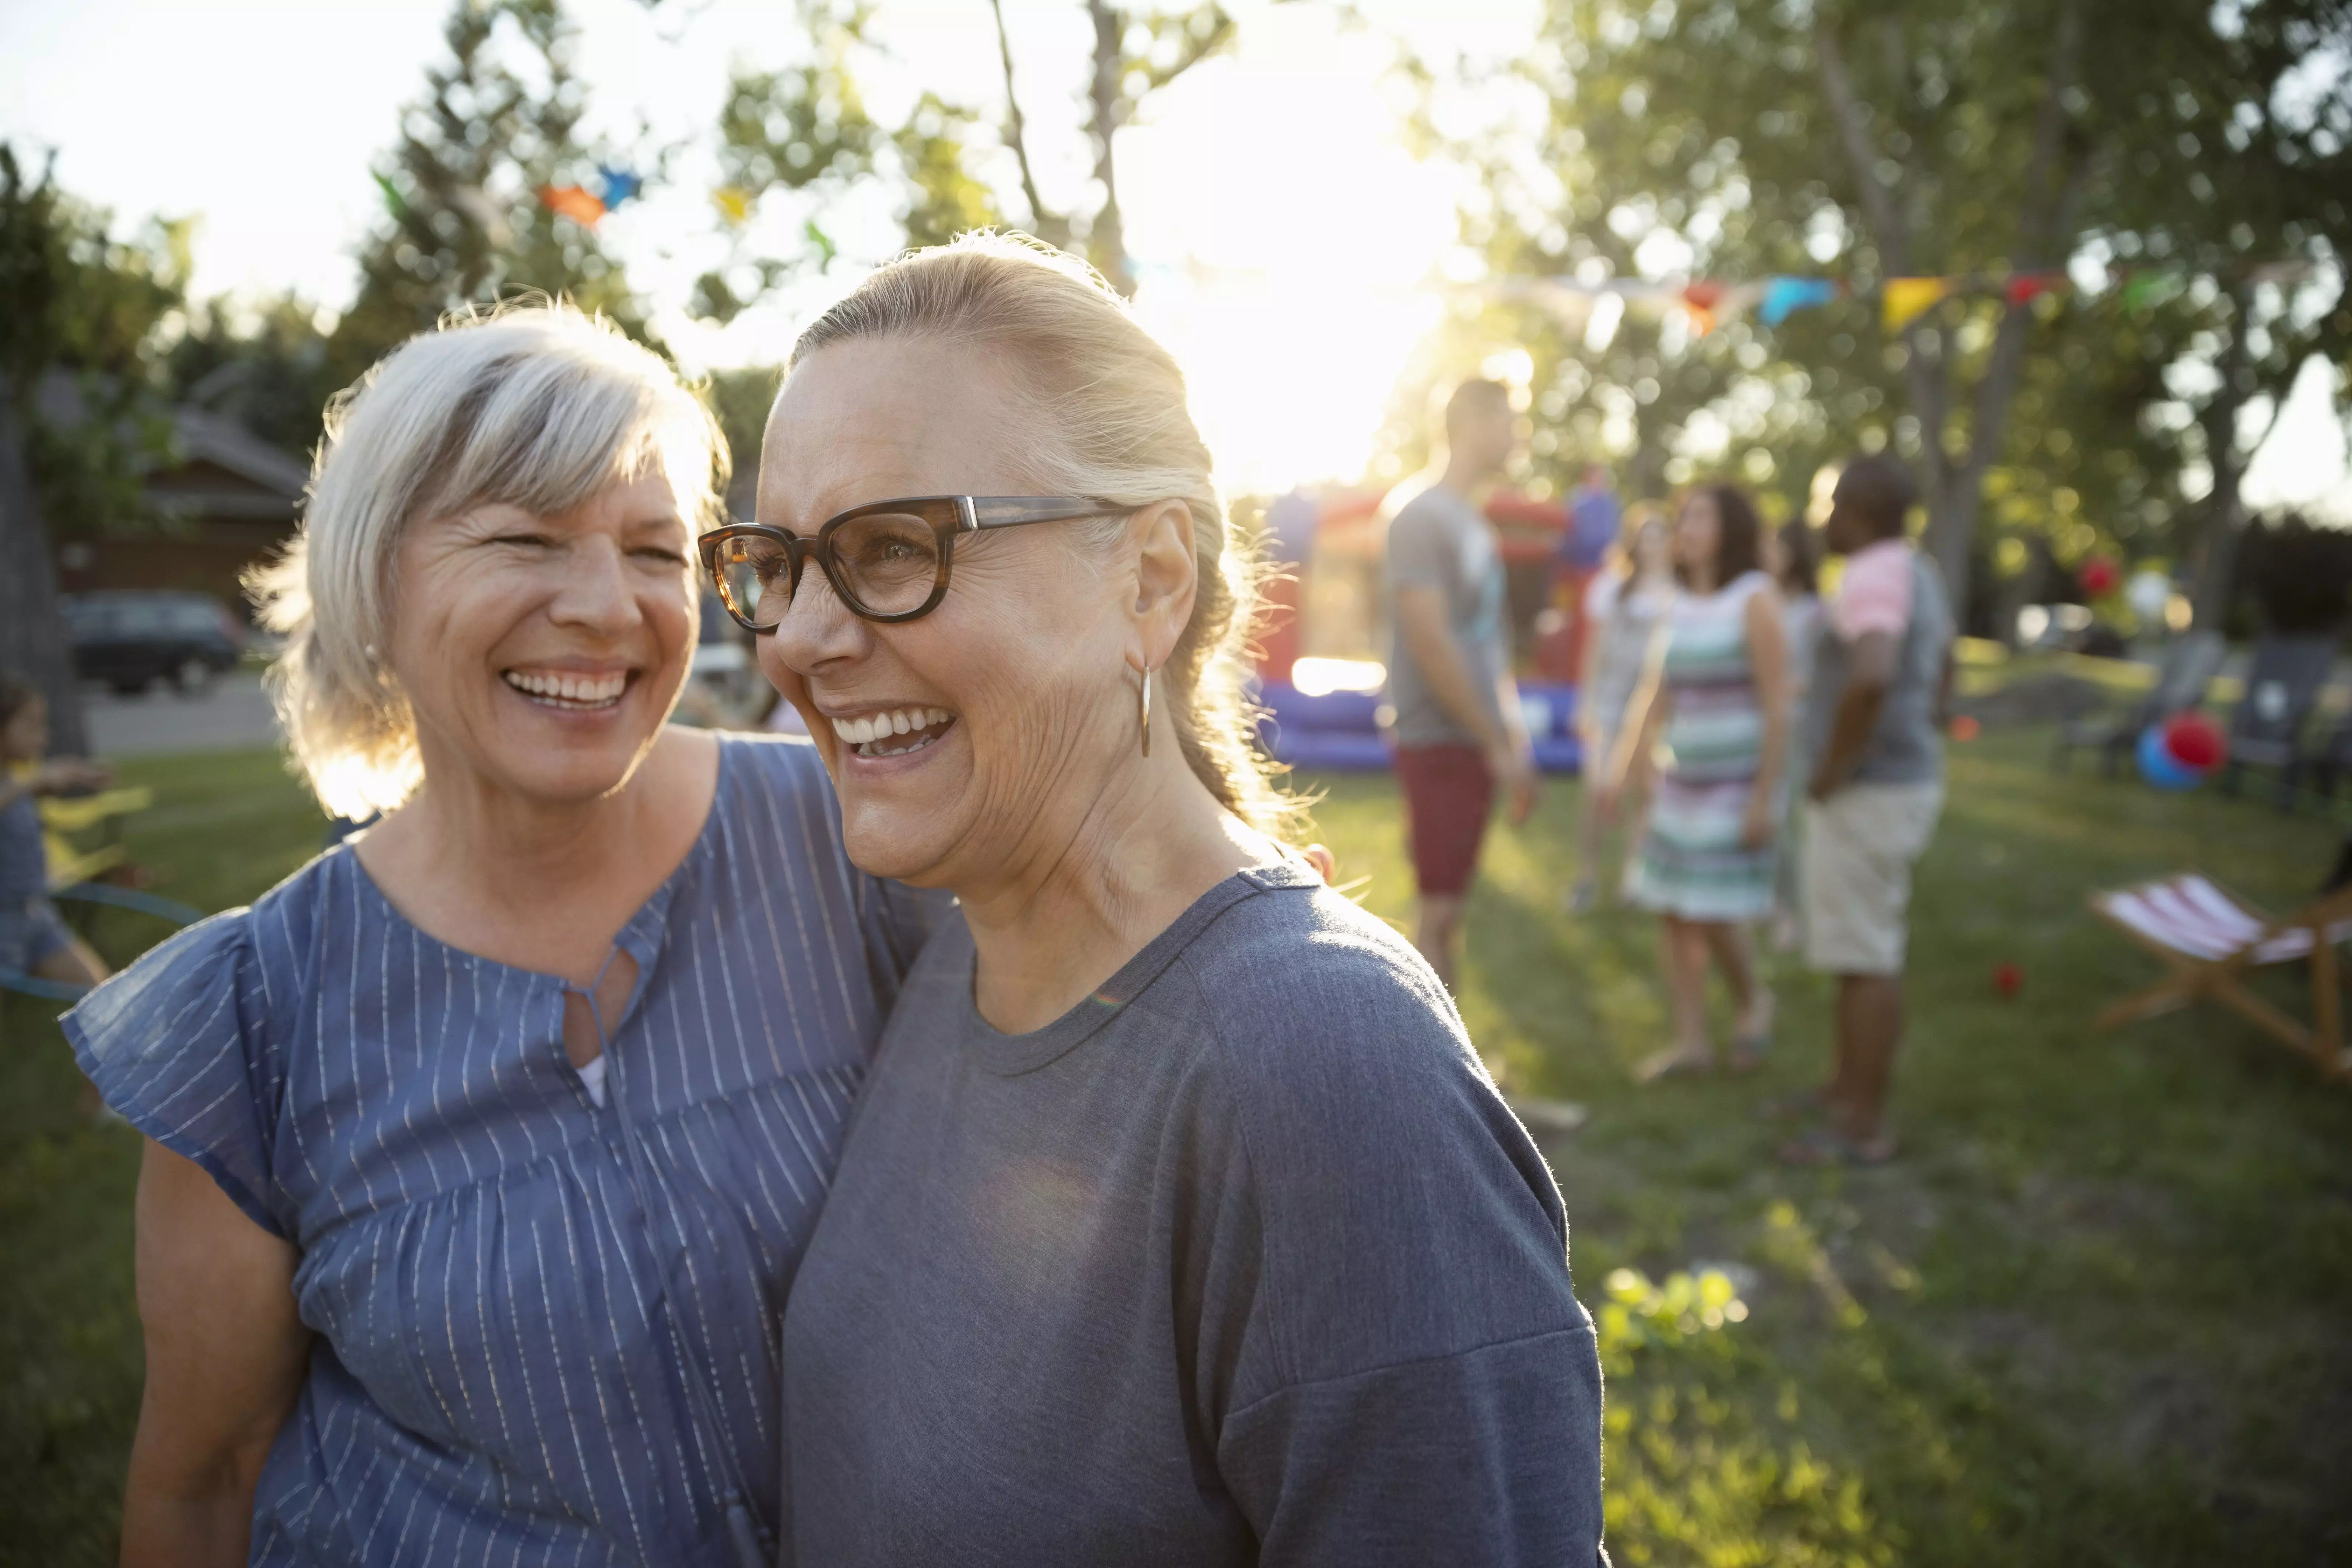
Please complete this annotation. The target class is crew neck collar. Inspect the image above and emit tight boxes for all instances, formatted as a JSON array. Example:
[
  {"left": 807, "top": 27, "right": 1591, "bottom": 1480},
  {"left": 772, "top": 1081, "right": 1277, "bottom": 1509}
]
[{"left": 958, "top": 858, "right": 1320, "bottom": 1078}]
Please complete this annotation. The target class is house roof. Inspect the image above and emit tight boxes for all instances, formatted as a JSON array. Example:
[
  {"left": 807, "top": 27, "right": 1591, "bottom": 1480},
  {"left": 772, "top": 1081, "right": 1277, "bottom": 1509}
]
[
  {"left": 35, "top": 370, "right": 309, "bottom": 502},
  {"left": 169, "top": 405, "right": 311, "bottom": 498}
]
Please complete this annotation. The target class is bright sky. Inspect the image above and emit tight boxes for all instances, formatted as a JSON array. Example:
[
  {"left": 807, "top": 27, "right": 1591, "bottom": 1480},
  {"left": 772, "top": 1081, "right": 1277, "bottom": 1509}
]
[{"left": 1, "top": 0, "right": 2344, "bottom": 509}]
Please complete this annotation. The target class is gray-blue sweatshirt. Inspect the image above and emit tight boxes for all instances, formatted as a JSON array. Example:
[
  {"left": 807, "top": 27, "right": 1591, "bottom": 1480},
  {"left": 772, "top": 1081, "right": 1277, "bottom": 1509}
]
[{"left": 780, "top": 859, "right": 1607, "bottom": 1566}]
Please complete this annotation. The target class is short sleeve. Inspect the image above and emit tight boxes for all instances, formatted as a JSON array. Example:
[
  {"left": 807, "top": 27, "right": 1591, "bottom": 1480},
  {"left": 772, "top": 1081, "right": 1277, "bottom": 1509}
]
[
  {"left": 1386, "top": 498, "right": 1454, "bottom": 593},
  {"left": 1183, "top": 888, "right": 1606, "bottom": 1562},
  {"left": 63, "top": 912, "right": 287, "bottom": 1238},
  {"left": 1831, "top": 543, "right": 1915, "bottom": 641},
  {"left": 1220, "top": 1331, "right": 1607, "bottom": 1567}
]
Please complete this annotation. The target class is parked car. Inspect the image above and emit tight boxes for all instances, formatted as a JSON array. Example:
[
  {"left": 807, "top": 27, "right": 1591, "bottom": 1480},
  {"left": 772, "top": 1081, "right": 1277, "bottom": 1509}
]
[{"left": 63, "top": 591, "right": 246, "bottom": 695}]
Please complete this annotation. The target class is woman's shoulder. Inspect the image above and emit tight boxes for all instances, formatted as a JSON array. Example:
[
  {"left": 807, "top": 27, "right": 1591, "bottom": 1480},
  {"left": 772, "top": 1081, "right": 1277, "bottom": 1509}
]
[
  {"left": 715, "top": 731, "right": 843, "bottom": 822},
  {"left": 1173, "top": 871, "right": 1479, "bottom": 1095}
]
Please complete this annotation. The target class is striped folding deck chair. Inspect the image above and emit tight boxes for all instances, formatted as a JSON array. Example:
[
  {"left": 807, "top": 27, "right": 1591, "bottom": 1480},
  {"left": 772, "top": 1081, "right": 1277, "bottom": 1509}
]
[{"left": 2090, "top": 874, "right": 2352, "bottom": 1080}]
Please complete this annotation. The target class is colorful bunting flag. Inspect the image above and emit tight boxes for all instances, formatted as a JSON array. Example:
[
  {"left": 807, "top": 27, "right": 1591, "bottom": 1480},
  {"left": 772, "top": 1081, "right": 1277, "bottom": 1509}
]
[
  {"left": 2003, "top": 271, "right": 2066, "bottom": 307},
  {"left": 1759, "top": 276, "right": 1838, "bottom": 325},
  {"left": 1882, "top": 277, "right": 1956, "bottom": 335},
  {"left": 597, "top": 166, "right": 642, "bottom": 209},
  {"left": 539, "top": 185, "right": 607, "bottom": 227},
  {"left": 1679, "top": 280, "right": 1724, "bottom": 336},
  {"left": 1474, "top": 256, "right": 2302, "bottom": 339},
  {"left": 803, "top": 218, "right": 837, "bottom": 266},
  {"left": 713, "top": 185, "right": 752, "bottom": 225},
  {"left": 2117, "top": 270, "right": 2180, "bottom": 311},
  {"left": 373, "top": 172, "right": 408, "bottom": 221}
]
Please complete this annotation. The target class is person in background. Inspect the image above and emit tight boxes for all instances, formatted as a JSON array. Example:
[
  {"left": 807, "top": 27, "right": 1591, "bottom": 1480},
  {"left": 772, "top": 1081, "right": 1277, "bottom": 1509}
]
[
  {"left": 1, "top": 676, "right": 112, "bottom": 1117},
  {"left": 1386, "top": 379, "right": 1539, "bottom": 991},
  {"left": 1780, "top": 454, "right": 1954, "bottom": 1166},
  {"left": 1764, "top": 521, "right": 1825, "bottom": 949},
  {"left": 1564, "top": 462, "right": 1624, "bottom": 573},
  {"left": 0, "top": 676, "right": 111, "bottom": 997},
  {"left": 1568, "top": 505, "right": 1673, "bottom": 912},
  {"left": 1603, "top": 484, "right": 1791, "bottom": 1082}
]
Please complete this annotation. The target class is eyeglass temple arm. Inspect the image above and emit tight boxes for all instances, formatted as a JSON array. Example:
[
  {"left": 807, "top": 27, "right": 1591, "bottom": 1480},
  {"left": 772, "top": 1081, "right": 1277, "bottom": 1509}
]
[{"left": 965, "top": 497, "right": 1118, "bottom": 531}]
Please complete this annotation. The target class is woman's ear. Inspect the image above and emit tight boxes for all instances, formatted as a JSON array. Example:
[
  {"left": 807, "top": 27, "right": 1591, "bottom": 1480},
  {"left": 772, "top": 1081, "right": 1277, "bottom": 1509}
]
[{"left": 1125, "top": 500, "right": 1199, "bottom": 670}]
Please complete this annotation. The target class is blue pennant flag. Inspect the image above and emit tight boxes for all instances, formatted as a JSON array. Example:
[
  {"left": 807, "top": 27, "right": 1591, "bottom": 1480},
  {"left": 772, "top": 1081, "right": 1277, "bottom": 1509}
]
[
  {"left": 597, "top": 166, "right": 642, "bottom": 209},
  {"left": 1758, "top": 276, "right": 1839, "bottom": 325}
]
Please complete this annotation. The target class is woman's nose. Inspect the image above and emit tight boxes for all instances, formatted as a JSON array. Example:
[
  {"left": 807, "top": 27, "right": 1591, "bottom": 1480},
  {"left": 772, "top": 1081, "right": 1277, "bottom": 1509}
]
[
  {"left": 548, "top": 538, "right": 642, "bottom": 635},
  {"left": 770, "top": 565, "right": 868, "bottom": 672}
]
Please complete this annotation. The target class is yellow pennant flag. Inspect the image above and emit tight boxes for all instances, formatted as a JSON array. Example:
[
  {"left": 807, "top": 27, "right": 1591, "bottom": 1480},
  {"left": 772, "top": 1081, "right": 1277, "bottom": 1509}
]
[
  {"left": 712, "top": 185, "right": 752, "bottom": 226},
  {"left": 1882, "top": 277, "right": 1954, "bottom": 335}
]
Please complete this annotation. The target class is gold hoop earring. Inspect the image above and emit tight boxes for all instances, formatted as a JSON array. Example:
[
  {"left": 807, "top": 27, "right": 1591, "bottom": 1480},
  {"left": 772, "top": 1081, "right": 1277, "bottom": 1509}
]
[{"left": 1137, "top": 664, "right": 1152, "bottom": 757}]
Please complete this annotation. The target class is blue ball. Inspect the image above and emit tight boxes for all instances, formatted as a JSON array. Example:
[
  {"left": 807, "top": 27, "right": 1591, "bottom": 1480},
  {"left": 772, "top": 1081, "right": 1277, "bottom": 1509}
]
[{"left": 2137, "top": 725, "right": 2204, "bottom": 790}]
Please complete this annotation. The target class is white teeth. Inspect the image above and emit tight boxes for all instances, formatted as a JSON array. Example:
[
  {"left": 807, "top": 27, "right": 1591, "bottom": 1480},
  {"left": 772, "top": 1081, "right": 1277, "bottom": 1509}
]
[
  {"left": 503, "top": 670, "right": 626, "bottom": 705},
  {"left": 830, "top": 707, "right": 955, "bottom": 755}
]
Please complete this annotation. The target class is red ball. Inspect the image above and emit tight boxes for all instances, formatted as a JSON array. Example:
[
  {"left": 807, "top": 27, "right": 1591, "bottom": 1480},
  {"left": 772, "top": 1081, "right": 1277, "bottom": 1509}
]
[
  {"left": 2078, "top": 556, "right": 2120, "bottom": 597},
  {"left": 1949, "top": 715, "right": 1981, "bottom": 742},
  {"left": 1993, "top": 962, "right": 2023, "bottom": 998},
  {"left": 2161, "top": 710, "right": 2226, "bottom": 772}
]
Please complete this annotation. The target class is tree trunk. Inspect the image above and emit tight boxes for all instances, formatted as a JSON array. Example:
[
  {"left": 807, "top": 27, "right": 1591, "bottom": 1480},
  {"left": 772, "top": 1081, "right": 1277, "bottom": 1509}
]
[
  {"left": 1923, "top": 463, "right": 1983, "bottom": 624},
  {"left": 0, "top": 383, "right": 89, "bottom": 756},
  {"left": 1082, "top": 0, "right": 1133, "bottom": 293},
  {"left": 2187, "top": 287, "right": 2257, "bottom": 633}
]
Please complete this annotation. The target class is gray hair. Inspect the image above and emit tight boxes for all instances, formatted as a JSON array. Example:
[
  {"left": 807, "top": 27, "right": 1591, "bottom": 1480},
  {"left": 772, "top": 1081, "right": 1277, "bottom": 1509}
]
[
  {"left": 788, "top": 233, "right": 1298, "bottom": 839},
  {"left": 248, "top": 301, "right": 726, "bottom": 818}
]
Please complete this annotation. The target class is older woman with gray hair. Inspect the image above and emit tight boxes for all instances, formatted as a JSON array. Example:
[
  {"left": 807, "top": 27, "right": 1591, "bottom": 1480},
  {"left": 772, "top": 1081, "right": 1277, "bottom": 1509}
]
[
  {"left": 69, "top": 304, "right": 928, "bottom": 1567},
  {"left": 717, "top": 235, "right": 1605, "bottom": 1564}
]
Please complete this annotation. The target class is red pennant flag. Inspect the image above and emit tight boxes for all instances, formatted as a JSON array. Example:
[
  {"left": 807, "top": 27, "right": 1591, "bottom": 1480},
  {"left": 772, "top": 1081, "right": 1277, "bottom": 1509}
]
[
  {"left": 1680, "top": 280, "right": 1725, "bottom": 336},
  {"left": 2005, "top": 271, "right": 2066, "bottom": 307}
]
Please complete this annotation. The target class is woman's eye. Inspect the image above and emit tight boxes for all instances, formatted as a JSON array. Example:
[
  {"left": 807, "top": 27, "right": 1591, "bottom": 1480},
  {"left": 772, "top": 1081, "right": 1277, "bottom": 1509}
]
[{"left": 634, "top": 546, "right": 688, "bottom": 564}]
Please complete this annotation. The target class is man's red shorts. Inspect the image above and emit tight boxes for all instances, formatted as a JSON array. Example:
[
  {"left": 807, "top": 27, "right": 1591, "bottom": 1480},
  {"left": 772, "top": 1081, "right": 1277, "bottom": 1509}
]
[{"left": 1393, "top": 744, "right": 1494, "bottom": 897}]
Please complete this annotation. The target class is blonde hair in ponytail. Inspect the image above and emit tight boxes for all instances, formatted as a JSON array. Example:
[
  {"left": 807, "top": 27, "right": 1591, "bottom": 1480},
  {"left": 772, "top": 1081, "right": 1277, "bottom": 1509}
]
[{"left": 789, "top": 232, "right": 1301, "bottom": 839}]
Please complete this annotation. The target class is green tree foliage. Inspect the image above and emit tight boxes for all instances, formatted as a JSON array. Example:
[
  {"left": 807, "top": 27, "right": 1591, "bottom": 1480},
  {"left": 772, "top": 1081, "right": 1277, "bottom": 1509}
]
[
  {"left": 166, "top": 292, "right": 343, "bottom": 468},
  {"left": 689, "top": 5, "right": 1009, "bottom": 327},
  {"left": 328, "top": 0, "right": 652, "bottom": 386},
  {"left": 1414, "top": 0, "right": 2350, "bottom": 622},
  {"left": 0, "top": 144, "right": 195, "bottom": 751}
]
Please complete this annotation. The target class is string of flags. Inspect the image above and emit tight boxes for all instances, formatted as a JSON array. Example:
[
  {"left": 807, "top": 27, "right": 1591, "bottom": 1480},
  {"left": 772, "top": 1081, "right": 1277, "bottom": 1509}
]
[
  {"left": 1487, "top": 259, "right": 2320, "bottom": 338},
  {"left": 536, "top": 165, "right": 643, "bottom": 228}
]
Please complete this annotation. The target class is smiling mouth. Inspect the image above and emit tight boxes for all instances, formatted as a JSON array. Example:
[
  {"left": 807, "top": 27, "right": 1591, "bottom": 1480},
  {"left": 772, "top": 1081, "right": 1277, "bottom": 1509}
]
[
  {"left": 502, "top": 669, "right": 632, "bottom": 711},
  {"left": 832, "top": 706, "right": 956, "bottom": 759}
]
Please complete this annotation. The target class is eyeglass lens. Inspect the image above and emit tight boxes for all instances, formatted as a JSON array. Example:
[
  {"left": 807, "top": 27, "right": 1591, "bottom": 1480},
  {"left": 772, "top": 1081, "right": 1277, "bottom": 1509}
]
[
  {"left": 830, "top": 511, "right": 942, "bottom": 617},
  {"left": 714, "top": 512, "right": 945, "bottom": 628}
]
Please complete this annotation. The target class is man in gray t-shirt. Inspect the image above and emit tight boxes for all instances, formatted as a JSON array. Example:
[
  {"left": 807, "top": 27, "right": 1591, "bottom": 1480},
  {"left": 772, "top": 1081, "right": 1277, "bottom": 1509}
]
[{"left": 1385, "top": 379, "right": 1537, "bottom": 989}]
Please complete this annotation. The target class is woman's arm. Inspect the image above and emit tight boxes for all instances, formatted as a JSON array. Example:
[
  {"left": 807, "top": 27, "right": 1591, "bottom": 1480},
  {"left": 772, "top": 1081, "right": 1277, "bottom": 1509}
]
[
  {"left": 1598, "top": 620, "right": 1671, "bottom": 817},
  {"left": 121, "top": 1140, "right": 309, "bottom": 1568},
  {"left": 1742, "top": 584, "right": 1792, "bottom": 849}
]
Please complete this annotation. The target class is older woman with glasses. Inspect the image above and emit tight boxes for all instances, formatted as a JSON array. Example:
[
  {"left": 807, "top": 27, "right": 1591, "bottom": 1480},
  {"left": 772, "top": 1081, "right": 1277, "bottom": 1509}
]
[
  {"left": 721, "top": 234, "right": 1605, "bottom": 1566},
  {"left": 69, "top": 305, "right": 930, "bottom": 1568}
]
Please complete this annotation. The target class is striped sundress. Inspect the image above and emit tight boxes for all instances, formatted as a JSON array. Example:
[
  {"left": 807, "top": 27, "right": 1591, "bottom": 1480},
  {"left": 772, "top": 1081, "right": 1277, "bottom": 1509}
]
[
  {"left": 67, "top": 735, "right": 934, "bottom": 1567},
  {"left": 1624, "top": 569, "right": 1779, "bottom": 921}
]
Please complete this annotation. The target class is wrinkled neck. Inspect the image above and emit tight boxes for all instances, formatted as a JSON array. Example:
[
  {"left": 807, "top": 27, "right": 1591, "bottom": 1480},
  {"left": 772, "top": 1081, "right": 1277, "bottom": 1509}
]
[{"left": 953, "top": 734, "right": 1261, "bottom": 1036}]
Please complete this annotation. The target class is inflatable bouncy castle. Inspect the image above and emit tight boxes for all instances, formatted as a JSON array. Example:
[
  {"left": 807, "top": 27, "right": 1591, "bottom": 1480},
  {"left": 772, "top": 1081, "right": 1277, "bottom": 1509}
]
[{"left": 1250, "top": 486, "right": 1592, "bottom": 774}]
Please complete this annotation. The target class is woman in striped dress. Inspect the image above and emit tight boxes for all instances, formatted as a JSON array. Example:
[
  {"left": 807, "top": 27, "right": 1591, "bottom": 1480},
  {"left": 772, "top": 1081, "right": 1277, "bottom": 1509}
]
[
  {"left": 1601, "top": 484, "right": 1791, "bottom": 1081},
  {"left": 70, "top": 306, "right": 931, "bottom": 1567}
]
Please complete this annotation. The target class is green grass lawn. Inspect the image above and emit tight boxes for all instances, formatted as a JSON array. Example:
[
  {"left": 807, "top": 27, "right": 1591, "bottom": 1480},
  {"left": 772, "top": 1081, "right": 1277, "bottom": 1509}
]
[{"left": 4, "top": 734, "right": 2349, "bottom": 1563}]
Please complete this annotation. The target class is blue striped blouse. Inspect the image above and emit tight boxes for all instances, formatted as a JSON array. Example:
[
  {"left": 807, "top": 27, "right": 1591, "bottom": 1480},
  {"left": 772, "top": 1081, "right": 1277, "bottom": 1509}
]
[{"left": 68, "top": 735, "right": 930, "bottom": 1566}]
